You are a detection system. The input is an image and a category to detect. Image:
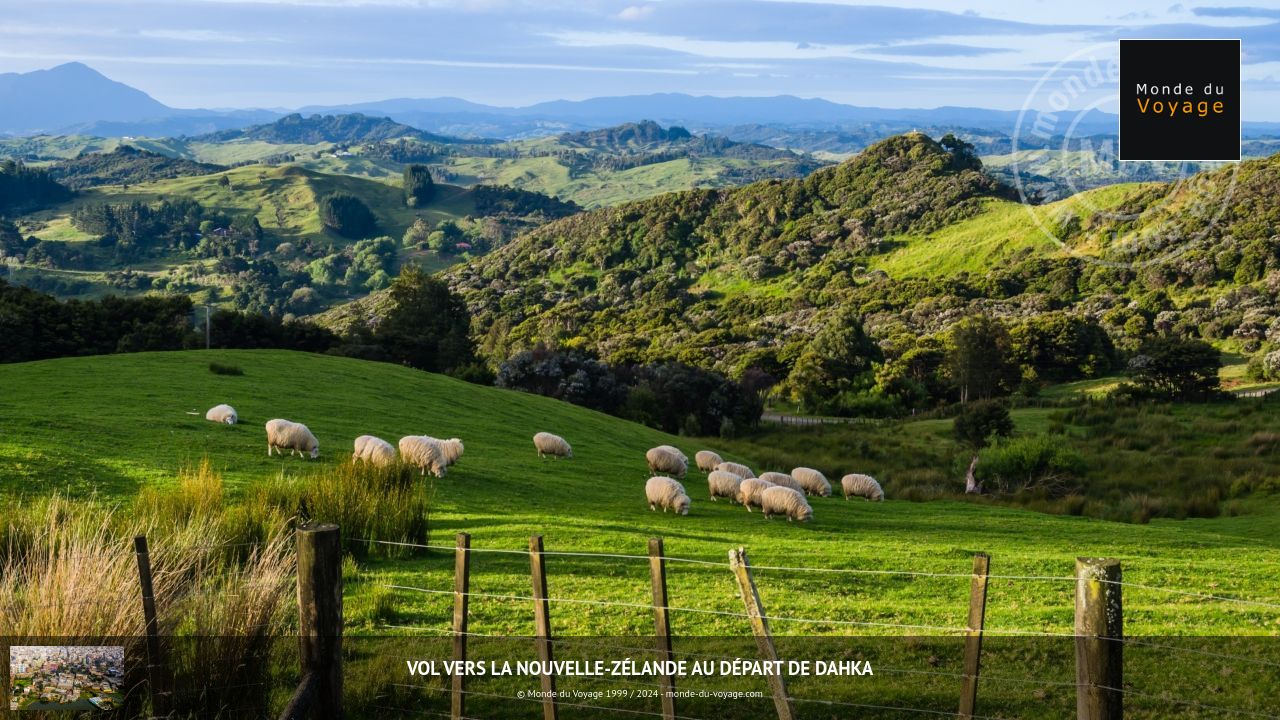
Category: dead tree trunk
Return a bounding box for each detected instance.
[964,453,982,494]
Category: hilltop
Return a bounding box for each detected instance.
[48,145,225,189]
[195,112,473,145]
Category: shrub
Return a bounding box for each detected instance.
[209,361,244,376]
[318,191,378,239]
[971,435,1087,496]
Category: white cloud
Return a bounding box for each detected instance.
[618,5,653,21]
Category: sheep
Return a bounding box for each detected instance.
[533,432,573,459]
[399,435,449,477]
[759,471,804,493]
[353,435,396,467]
[645,476,691,515]
[716,461,756,479]
[760,486,813,522]
[646,446,688,478]
[695,450,723,473]
[791,467,832,497]
[205,404,238,425]
[265,419,319,459]
[841,473,885,502]
[707,470,743,503]
[439,438,465,466]
[737,477,776,512]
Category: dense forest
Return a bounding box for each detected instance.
[0,160,72,214]
[196,113,475,145]
[49,146,225,189]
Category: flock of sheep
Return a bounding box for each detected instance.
[203,407,882,524]
[640,446,883,523]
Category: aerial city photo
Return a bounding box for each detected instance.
[9,646,124,711]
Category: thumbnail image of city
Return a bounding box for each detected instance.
[9,646,124,711]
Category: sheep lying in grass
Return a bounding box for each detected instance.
[533,432,573,459]
[716,461,755,479]
[707,470,743,503]
[399,435,449,477]
[353,435,396,467]
[737,477,776,512]
[760,486,813,522]
[791,467,832,497]
[647,446,688,478]
[841,474,884,502]
[439,438,465,466]
[759,471,804,493]
[695,450,723,473]
[645,476,691,515]
[206,404,238,425]
[265,419,318,459]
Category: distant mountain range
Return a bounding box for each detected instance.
[4,62,1280,144]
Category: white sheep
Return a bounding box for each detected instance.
[439,438,465,466]
[205,404,238,425]
[716,461,755,479]
[353,435,396,467]
[841,474,884,502]
[695,450,723,473]
[645,476,691,515]
[399,435,449,477]
[760,486,813,522]
[759,471,804,493]
[646,446,688,478]
[265,419,319,459]
[791,467,832,497]
[533,432,573,459]
[707,470,743,503]
[737,477,776,512]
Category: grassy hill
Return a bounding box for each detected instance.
[1,349,1278,644]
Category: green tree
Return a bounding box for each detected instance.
[944,314,1019,403]
[403,164,435,207]
[318,192,377,239]
[373,265,476,372]
[1127,336,1221,401]
[953,399,1014,493]
[787,307,881,412]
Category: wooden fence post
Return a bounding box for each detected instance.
[648,538,677,720]
[295,523,343,720]
[1075,558,1122,720]
[728,547,795,720]
[958,552,990,719]
[134,535,168,717]
[529,535,558,720]
[452,533,471,720]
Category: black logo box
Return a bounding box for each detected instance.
[1119,39,1241,162]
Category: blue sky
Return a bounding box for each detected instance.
[1,0,1279,117]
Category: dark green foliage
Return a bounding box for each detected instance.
[1126,336,1222,401]
[787,307,882,412]
[471,185,580,219]
[71,197,208,260]
[953,399,1014,451]
[1010,313,1115,383]
[197,113,467,145]
[198,309,338,353]
[497,346,626,414]
[945,315,1020,403]
[209,362,244,376]
[370,266,476,373]
[402,164,434,206]
[49,146,224,189]
[318,192,378,239]
[0,159,72,214]
[624,362,763,436]
[560,121,693,148]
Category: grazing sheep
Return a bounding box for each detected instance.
[841,474,884,502]
[439,438,465,466]
[760,486,814,522]
[206,404,238,425]
[645,476,691,515]
[695,450,723,473]
[791,467,832,497]
[533,432,573,459]
[737,477,776,512]
[716,461,756,479]
[646,446,688,478]
[707,470,743,503]
[353,435,396,467]
[399,435,449,477]
[759,471,804,493]
[265,419,319,459]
